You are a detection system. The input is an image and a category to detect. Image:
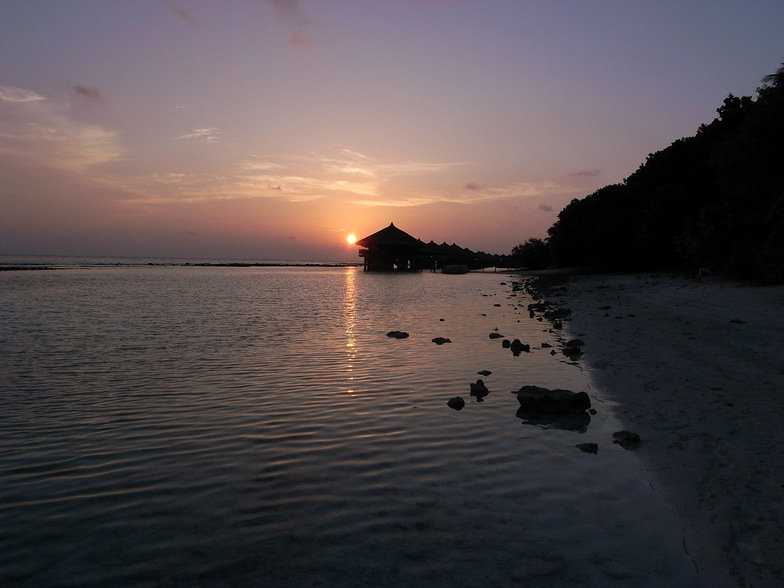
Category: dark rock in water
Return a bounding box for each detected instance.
[439,318,445,322]
[387,330,409,339]
[510,339,530,355]
[575,443,598,454]
[565,339,584,348]
[552,320,562,329]
[447,396,465,410]
[563,346,582,358]
[489,332,504,339]
[613,430,641,448]
[432,337,452,345]
[515,385,591,415]
[541,342,552,348]
[477,370,492,376]
[502,339,511,348]
[470,379,490,401]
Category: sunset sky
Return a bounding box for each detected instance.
[2,1,783,261]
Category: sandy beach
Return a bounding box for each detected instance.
[528,271,784,587]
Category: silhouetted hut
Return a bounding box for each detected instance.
[356,223,424,271]
[356,222,503,272]
[419,240,443,271]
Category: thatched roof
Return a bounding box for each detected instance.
[355,223,422,248]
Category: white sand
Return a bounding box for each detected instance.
[537,272,784,587]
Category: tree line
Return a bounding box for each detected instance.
[513,62,784,282]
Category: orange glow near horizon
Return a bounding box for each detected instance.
[346,234,357,244]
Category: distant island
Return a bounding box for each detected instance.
[0,261,364,271]
[512,62,784,283]
[174,262,362,268]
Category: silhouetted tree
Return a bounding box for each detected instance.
[538,60,784,282]
[761,62,784,87]
[511,238,550,269]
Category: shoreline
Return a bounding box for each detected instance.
[526,271,784,587]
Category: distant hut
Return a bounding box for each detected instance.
[356,222,501,272]
[356,223,424,271]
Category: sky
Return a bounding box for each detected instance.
[2,1,783,262]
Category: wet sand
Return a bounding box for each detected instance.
[529,272,784,587]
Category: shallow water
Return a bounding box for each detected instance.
[1,266,699,587]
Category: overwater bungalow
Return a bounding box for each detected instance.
[356,222,507,272]
[355,223,424,271]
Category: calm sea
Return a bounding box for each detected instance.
[1,262,699,587]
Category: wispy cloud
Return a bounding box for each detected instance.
[289,31,312,48]
[73,85,106,104]
[351,195,448,208]
[172,7,194,22]
[571,168,601,177]
[97,146,578,213]
[136,148,469,206]
[267,0,298,19]
[176,127,221,143]
[0,85,122,171]
[163,0,196,22]
[232,150,471,203]
[0,86,46,103]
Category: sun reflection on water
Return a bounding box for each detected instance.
[343,266,357,394]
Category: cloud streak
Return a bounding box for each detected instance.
[0,85,122,171]
[0,86,46,103]
[176,127,221,143]
[571,168,601,177]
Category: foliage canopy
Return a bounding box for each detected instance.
[514,62,784,281]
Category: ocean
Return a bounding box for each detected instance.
[1,260,699,587]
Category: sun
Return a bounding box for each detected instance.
[346,234,357,244]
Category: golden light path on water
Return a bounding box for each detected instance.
[344,266,358,395]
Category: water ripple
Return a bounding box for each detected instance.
[0,267,698,587]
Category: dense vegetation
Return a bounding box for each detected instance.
[513,63,784,282]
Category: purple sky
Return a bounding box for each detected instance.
[2,0,783,261]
